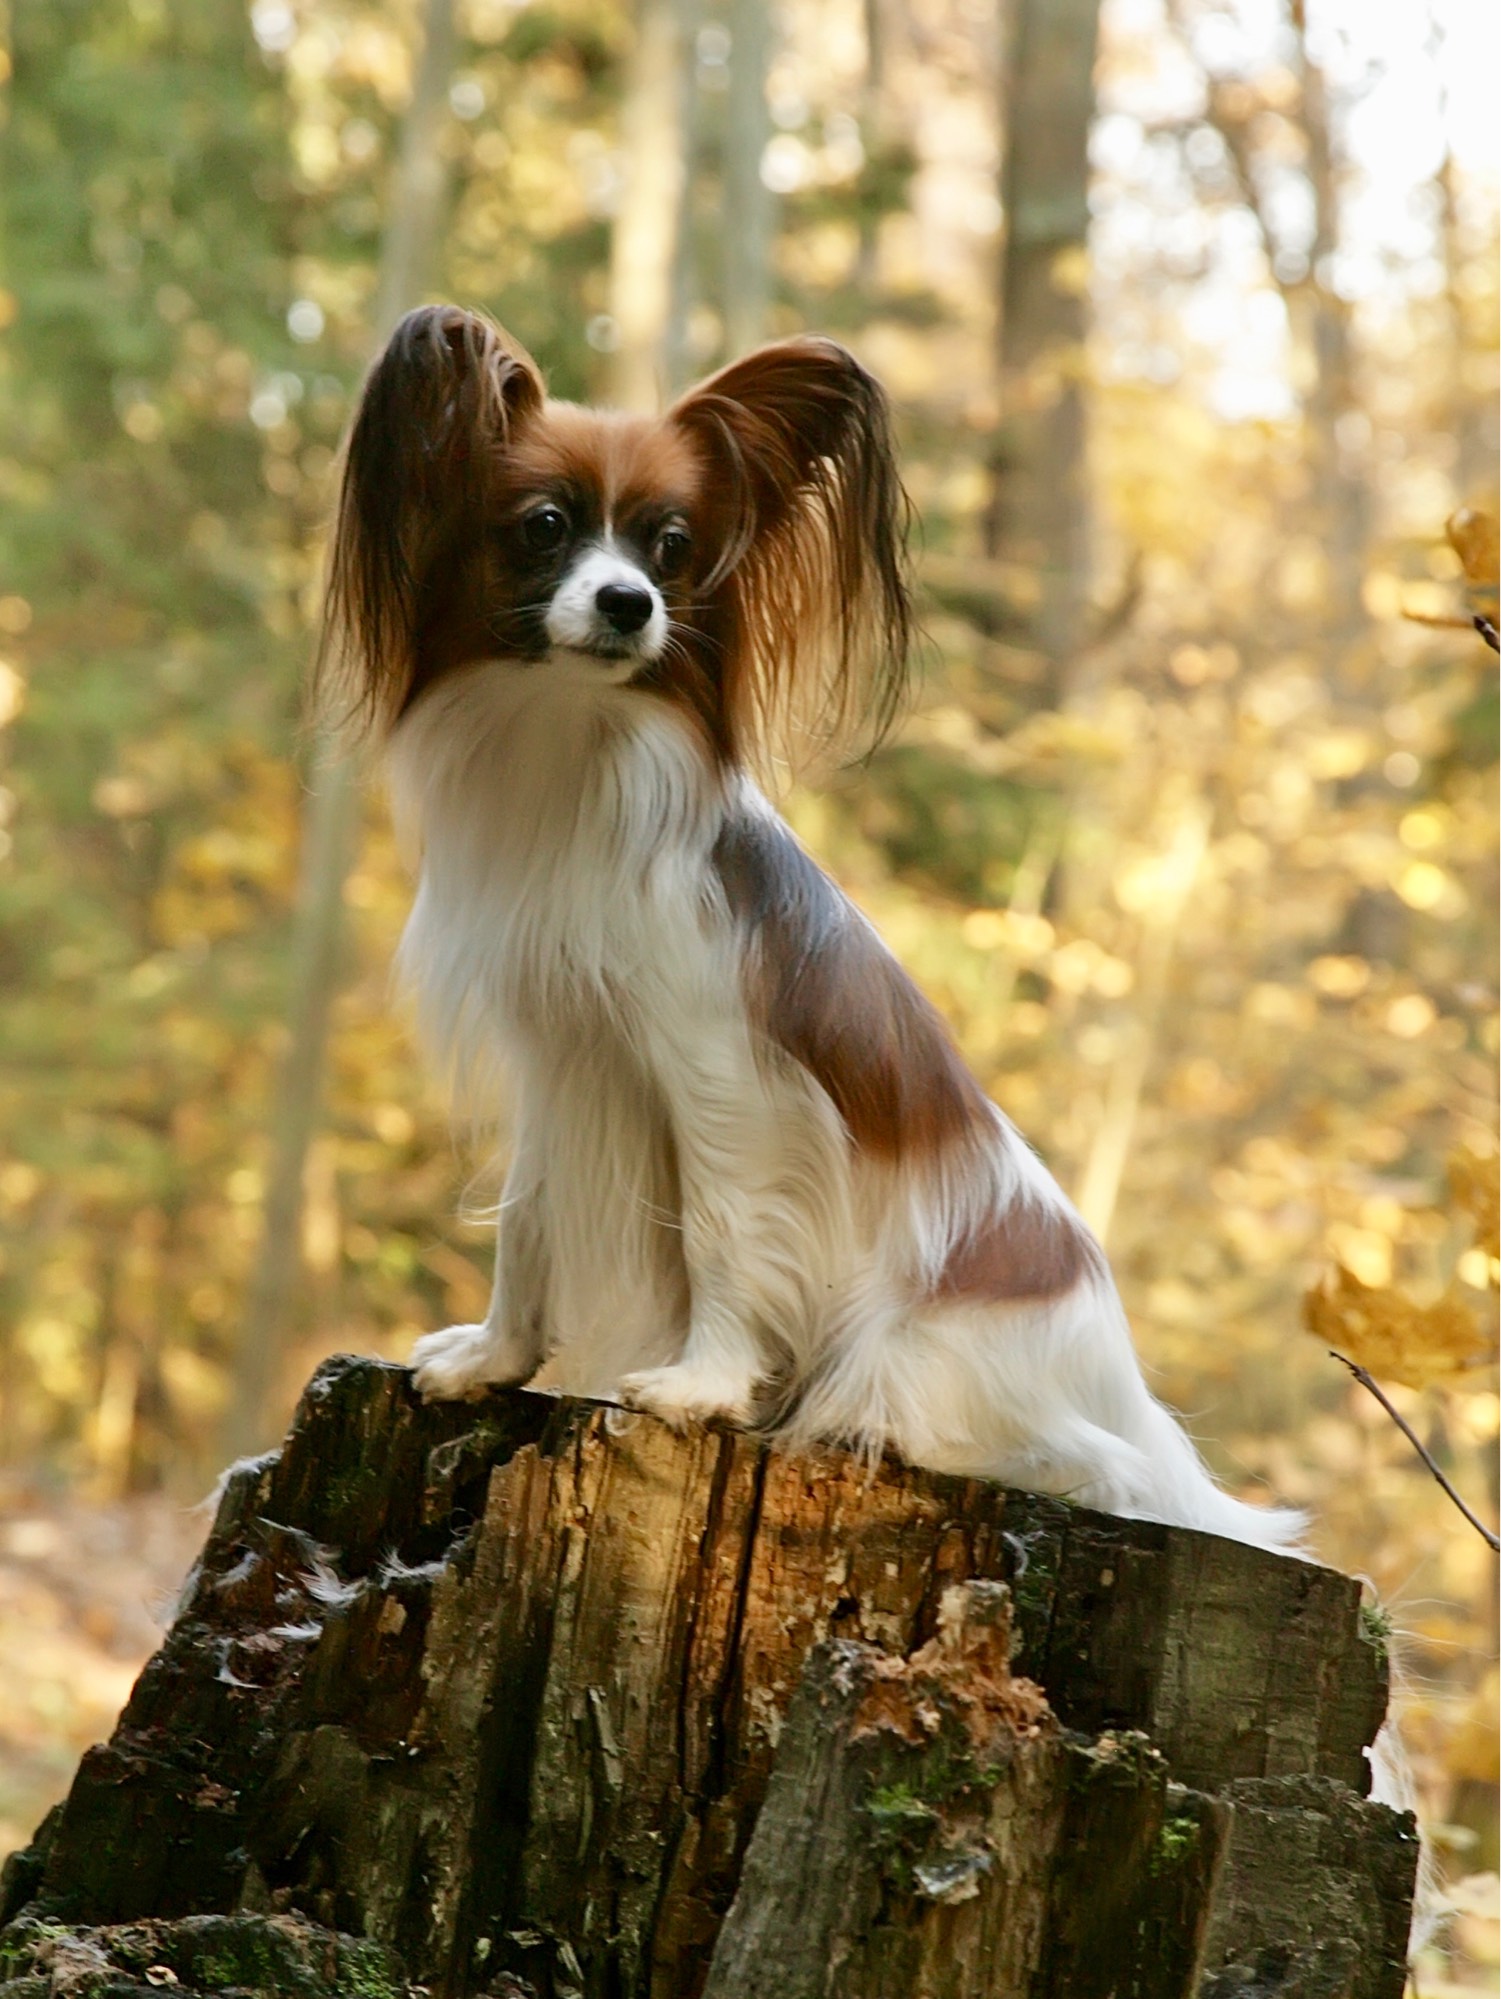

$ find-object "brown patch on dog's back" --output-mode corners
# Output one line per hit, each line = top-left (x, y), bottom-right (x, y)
(934, 1197), (1100, 1304)
(713, 808), (988, 1161)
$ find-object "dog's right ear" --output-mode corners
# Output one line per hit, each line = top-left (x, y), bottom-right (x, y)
(317, 305), (544, 731)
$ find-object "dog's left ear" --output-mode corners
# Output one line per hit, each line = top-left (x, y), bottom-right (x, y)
(670, 337), (912, 760)
(318, 306), (545, 730)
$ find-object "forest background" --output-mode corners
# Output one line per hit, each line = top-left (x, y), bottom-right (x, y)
(0, 0), (1496, 1985)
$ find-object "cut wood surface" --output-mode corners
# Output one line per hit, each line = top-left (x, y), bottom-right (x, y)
(0, 1355), (1416, 1997)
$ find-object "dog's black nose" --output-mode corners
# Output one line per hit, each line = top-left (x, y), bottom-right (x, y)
(596, 583), (654, 636)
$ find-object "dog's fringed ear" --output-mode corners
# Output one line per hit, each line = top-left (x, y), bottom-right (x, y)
(669, 337), (912, 765)
(317, 305), (544, 731)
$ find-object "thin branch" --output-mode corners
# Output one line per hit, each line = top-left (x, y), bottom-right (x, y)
(1400, 609), (1475, 632)
(1330, 1350), (1500, 1553)
(1165, 0), (1277, 257)
(1474, 612), (1499, 653)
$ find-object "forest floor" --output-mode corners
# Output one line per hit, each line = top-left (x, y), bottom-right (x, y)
(0, 1473), (203, 1863)
(0, 1473), (1492, 1993)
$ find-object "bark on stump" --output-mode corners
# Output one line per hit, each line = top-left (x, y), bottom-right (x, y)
(0, 1355), (1417, 1997)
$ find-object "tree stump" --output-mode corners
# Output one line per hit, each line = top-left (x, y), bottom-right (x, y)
(0, 1355), (1417, 1997)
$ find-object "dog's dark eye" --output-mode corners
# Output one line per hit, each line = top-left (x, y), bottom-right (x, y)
(654, 525), (691, 578)
(521, 504), (568, 553)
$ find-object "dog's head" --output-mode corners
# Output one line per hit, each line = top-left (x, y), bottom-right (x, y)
(318, 305), (912, 766)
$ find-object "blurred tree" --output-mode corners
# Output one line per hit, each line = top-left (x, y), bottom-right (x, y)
(606, 0), (693, 409)
(986, 0), (1103, 701)
(852, 0), (885, 299)
(721, 0), (773, 357)
(0, 0), (319, 1485)
(1172, 0), (1366, 629)
(222, 0), (460, 1463)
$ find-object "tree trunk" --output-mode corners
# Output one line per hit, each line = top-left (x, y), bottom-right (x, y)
(607, 0), (694, 412)
(986, 0), (1102, 702)
(220, 748), (360, 1462)
(5, 1356), (1415, 1996)
(1188, 0), (1367, 633)
(853, 0), (886, 297)
(1072, 798), (1211, 1245)
(1285, 0), (1367, 632)
(721, 0), (774, 358)
(221, 0), (459, 1463)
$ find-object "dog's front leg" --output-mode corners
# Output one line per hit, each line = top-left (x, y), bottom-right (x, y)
(409, 1143), (549, 1401)
(619, 1021), (835, 1428)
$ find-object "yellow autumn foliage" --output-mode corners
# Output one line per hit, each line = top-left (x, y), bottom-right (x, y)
(1448, 1665), (1501, 1788)
(1451, 1145), (1501, 1262)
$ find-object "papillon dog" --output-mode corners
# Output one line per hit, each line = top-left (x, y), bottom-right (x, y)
(320, 304), (1300, 1552)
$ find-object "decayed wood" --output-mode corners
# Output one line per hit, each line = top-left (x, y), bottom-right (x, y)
(703, 1584), (1416, 1999)
(1198, 1776), (1420, 1999)
(701, 1581), (1222, 1999)
(1, 1355), (1415, 1998)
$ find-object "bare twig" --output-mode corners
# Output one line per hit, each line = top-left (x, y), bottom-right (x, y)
(1400, 608), (1475, 631)
(1474, 612), (1499, 653)
(1330, 1350), (1500, 1553)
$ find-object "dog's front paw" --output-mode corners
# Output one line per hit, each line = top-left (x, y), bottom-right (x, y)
(616, 1363), (757, 1430)
(409, 1323), (535, 1402)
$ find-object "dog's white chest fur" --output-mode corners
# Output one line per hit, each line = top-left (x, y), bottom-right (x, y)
(389, 658), (720, 1055)
(388, 659), (813, 1399)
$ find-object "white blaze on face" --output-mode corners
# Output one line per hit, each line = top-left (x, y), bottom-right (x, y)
(544, 541), (668, 662)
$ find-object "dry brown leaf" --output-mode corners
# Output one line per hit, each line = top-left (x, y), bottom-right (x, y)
(1303, 1265), (1497, 1390)
(1446, 506), (1500, 626)
(1304, 1149), (1499, 1384)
